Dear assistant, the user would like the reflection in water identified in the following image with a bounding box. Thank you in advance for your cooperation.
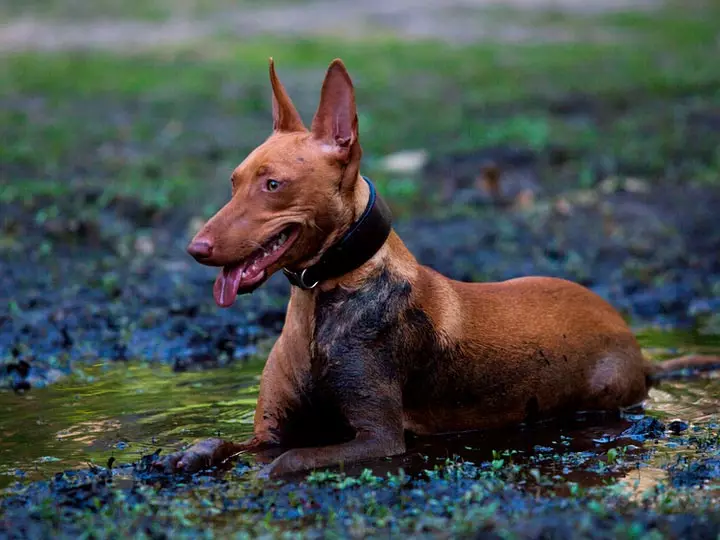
[0,362,261,488]
[649,376,720,422]
[0,332,718,491]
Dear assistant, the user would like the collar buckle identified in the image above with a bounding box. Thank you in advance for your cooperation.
[282,267,319,290]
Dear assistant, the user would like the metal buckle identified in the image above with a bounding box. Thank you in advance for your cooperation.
[283,267,319,290]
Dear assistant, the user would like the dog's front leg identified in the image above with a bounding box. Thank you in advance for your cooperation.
[261,374,405,478]
[260,430,404,478]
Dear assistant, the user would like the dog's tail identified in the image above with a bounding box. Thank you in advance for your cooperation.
[647,354,720,385]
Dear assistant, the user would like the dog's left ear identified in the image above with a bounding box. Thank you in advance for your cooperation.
[311,59,359,164]
[269,58,306,132]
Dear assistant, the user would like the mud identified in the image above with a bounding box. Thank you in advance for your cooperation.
[1,410,719,539]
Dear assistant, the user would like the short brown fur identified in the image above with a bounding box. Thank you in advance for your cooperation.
[165,59,720,478]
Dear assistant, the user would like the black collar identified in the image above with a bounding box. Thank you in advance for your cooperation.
[283,176,392,290]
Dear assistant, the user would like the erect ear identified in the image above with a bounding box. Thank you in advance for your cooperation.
[269,58,306,132]
[310,59,359,163]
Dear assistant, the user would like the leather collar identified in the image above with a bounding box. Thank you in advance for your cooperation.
[283,176,392,290]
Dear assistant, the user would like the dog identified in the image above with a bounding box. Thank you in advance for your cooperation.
[159,58,720,478]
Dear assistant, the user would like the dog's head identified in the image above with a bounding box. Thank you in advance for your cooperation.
[187,58,363,307]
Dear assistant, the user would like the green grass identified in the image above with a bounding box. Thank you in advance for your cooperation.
[2,2,720,213]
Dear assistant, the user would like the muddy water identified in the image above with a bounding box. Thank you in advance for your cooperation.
[1,331,718,490]
[0,361,262,488]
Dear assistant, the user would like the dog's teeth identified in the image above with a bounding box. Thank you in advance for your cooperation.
[272,234,286,252]
[260,231,289,259]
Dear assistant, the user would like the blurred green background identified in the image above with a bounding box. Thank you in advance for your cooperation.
[2,0,719,217]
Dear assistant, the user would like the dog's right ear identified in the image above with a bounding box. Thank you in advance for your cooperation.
[310,59,358,164]
[269,58,306,132]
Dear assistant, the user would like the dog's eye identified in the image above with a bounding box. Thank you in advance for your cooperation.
[265,179,281,192]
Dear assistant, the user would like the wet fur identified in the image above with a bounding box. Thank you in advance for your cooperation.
[309,267,647,435]
[310,269,575,435]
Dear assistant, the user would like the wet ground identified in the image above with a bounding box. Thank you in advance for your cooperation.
[1,343,719,488]
[1,356,719,538]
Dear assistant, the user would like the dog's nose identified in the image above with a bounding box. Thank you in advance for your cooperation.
[187,240,213,260]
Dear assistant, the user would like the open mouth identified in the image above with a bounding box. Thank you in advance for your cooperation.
[213,225,300,308]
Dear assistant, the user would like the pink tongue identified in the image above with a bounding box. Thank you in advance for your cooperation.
[213,265,244,308]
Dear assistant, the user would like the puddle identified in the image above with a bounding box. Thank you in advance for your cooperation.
[0,331,718,491]
[0,360,262,488]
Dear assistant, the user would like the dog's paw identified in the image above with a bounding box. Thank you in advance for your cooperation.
[152,438,227,474]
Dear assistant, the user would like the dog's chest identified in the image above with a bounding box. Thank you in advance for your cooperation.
[308,270,467,386]
[310,270,420,376]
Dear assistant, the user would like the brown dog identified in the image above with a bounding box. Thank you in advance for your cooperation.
[162,58,719,478]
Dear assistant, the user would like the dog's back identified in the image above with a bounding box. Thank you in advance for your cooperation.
[402,266,648,434]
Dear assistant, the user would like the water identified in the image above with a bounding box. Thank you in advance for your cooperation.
[1,331,718,490]
[0,361,262,488]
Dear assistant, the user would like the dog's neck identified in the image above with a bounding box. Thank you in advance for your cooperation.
[340,174,419,285]
[285,173,398,292]
[350,173,370,222]
[313,175,417,293]
[285,175,418,358]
